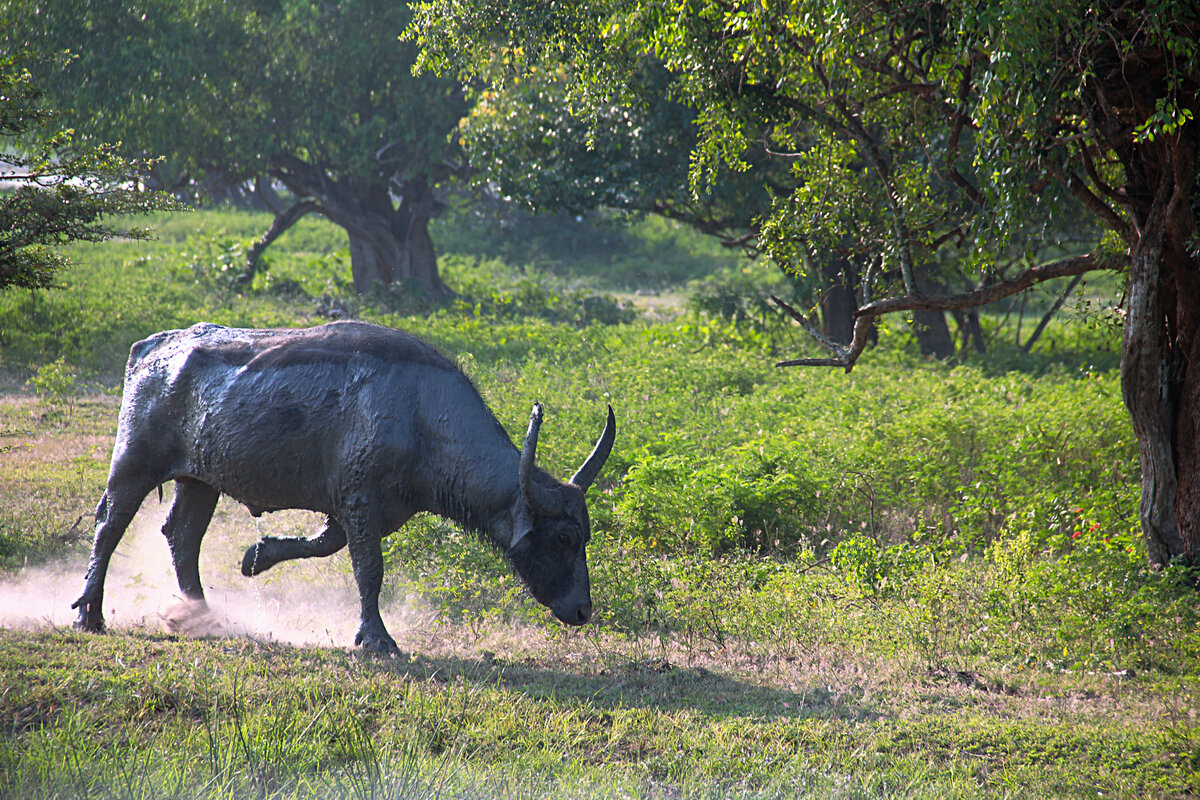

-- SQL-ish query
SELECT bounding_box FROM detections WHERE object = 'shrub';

[26,357,77,415]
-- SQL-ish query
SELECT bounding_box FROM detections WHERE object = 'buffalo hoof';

[354,626,400,657]
[71,598,105,633]
[241,541,274,576]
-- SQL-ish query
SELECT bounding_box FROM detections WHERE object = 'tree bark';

[1083,5,1200,567]
[338,179,447,295]
[1119,130,1198,566]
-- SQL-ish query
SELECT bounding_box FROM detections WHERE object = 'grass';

[1,626,1194,799]
[1,207,1197,798]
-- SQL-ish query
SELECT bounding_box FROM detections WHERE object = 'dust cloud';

[0,497,422,649]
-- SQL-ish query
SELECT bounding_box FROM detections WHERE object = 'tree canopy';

[409,0,1199,565]
[0,51,174,291]
[3,0,469,294]
[463,59,785,247]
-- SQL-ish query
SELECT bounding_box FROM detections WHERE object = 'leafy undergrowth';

[0,624,1195,800]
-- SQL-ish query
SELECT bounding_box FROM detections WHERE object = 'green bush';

[26,357,77,414]
[441,256,637,327]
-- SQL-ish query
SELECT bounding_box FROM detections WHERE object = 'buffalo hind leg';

[73,484,153,632]
[240,516,347,577]
[163,479,220,602]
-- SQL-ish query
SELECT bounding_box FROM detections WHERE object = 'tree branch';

[773,253,1120,371]
[1021,272,1084,354]
[1046,161,1134,246]
[232,198,320,289]
[857,254,1117,316]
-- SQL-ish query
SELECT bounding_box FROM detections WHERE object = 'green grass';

[1,207,1197,798]
[1,628,1194,799]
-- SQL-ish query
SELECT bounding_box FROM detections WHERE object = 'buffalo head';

[508,403,615,625]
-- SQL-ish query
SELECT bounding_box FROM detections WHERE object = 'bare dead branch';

[771,295,845,353]
[772,293,877,372]
[773,253,1120,372]
[856,254,1117,316]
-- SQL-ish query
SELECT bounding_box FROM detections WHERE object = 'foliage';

[459,57,784,248]
[0,51,176,290]
[25,357,77,417]
[2,0,470,292]
[1,206,1197,797]
[684,264,800,329]
[406,0,1149,304]
[407,0,1200,566]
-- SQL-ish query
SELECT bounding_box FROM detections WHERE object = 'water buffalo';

[72,320,616,654]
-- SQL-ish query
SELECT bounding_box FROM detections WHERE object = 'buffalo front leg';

[341,501,407,655]
[72,485,150,632]
[163,479,220,602]
[240,516,347,577]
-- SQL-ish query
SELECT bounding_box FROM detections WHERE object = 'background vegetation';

[1,208,1196,798]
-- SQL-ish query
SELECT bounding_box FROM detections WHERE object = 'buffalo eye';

[557,532,573,548]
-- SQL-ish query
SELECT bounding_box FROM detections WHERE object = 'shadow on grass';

[0,627,885,729]
[359,646,885,724]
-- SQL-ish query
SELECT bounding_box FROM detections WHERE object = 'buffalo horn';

[569,405,616,491]
[519,403,562,516]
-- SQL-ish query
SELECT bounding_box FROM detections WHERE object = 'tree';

[461,54,909,345]
[410,0,1200,566]
[464,60,780,247]
[0,51,174,291]
[4,0,469,295]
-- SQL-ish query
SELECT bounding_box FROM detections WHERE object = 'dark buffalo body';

[74,320,615,653]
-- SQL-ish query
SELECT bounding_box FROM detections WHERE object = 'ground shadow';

[354,646,886,725]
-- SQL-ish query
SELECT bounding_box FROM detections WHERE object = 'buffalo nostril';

[576,603,592,624]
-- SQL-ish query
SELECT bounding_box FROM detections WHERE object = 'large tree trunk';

[1088,7,1200,567]
[1117,133,1198,566]
[340,179,446,295]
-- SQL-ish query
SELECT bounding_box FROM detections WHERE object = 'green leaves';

[409,0,1200,342]
[0,51,177,291]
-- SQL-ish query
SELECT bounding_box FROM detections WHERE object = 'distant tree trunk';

[912,310,955,358]
[820,255,857,344]
[911,266,955,359]
[270,157,450,296]
[952,309,986,355]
